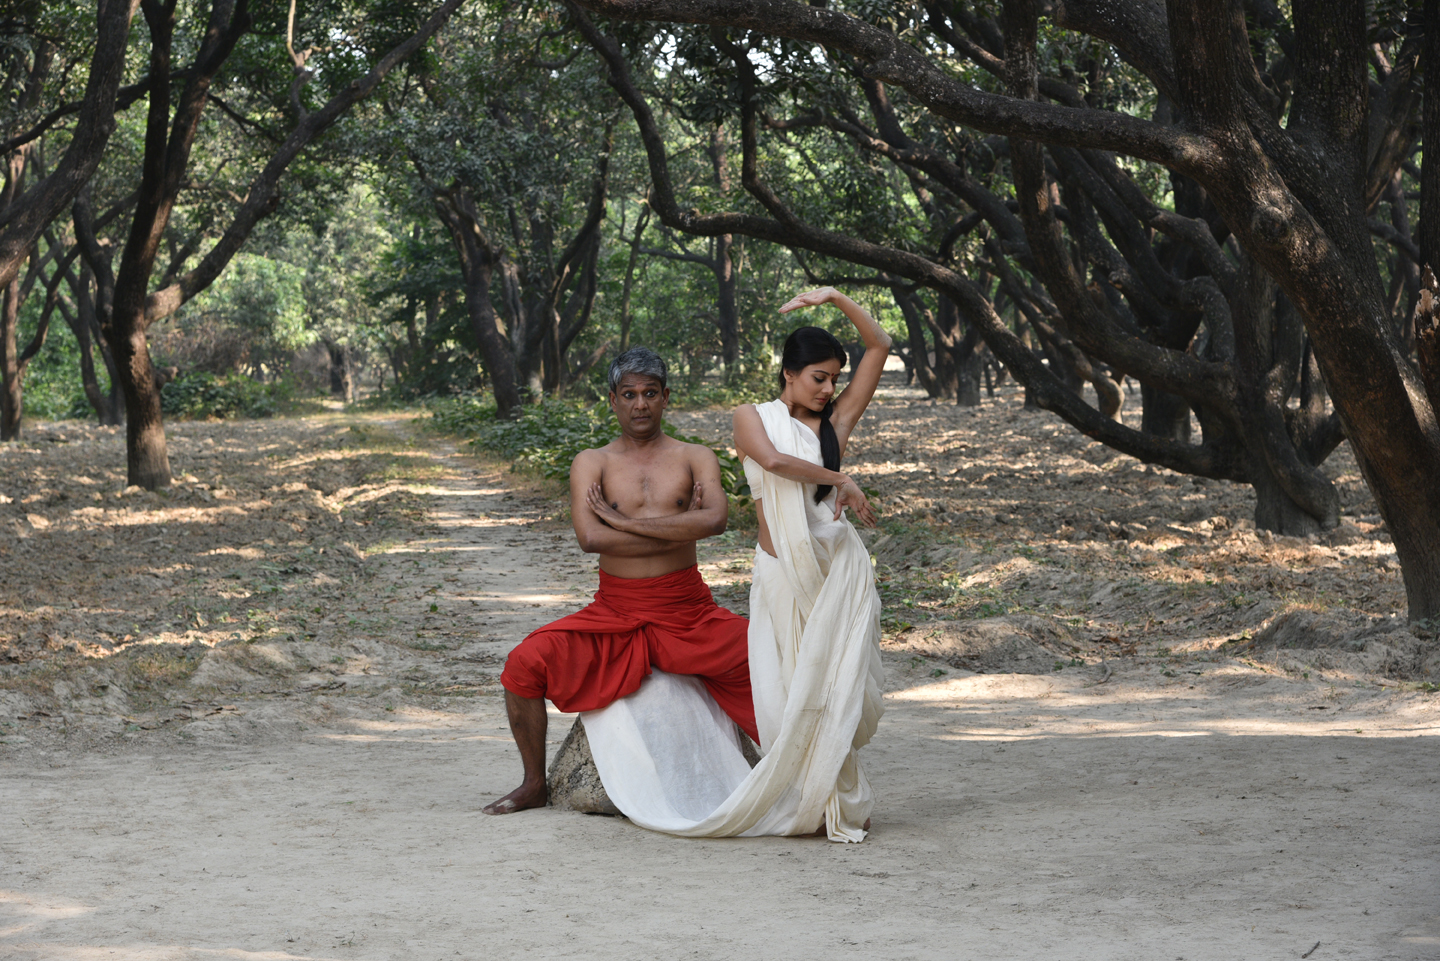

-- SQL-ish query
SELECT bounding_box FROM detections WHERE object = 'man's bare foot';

[482,779,547,815]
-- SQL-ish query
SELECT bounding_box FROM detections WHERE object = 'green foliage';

[363,224,476,397]
[428,395,750,498]
[14,302,95,422]
[161,372,294,420]
[672,366,775,411]
[163,254,313,374]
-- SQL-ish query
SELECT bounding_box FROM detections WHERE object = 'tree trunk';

[64,301,110,424]
[618,205,649,353]
[92,0,244,490]
[931,296,963,399]
[891,284,942,397]
[951,322,982,407]
[326,342,352,400]
[1140,384,1192,443]
[1250,457,1323,536]
[0,274,20,440]
[715,233,740,379]
[114,324,170,489]
[434,191,523,417]
[72,263,122,426]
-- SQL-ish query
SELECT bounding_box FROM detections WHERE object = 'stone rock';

[547,718,622,815]
[547,716,763,815]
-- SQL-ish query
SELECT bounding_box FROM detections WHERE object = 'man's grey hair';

[608,347,668,393]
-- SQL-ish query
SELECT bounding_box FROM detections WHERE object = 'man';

[483,347,757,815]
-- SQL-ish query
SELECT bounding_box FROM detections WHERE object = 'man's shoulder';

[674,436,719,456]
[570,444,615,472]
[673,438,720,470]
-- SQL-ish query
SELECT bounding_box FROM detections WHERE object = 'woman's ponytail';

[815,400,841,504]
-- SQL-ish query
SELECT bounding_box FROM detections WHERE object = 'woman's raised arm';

[778,288,891,444]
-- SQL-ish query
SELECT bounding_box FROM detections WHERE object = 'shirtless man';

[483,347,757,815]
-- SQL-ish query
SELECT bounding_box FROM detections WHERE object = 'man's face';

[609,374,669,437]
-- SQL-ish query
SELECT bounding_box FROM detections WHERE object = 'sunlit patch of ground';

[2,389,1437,961]
[0,415,431,663]
[0,413,471,745]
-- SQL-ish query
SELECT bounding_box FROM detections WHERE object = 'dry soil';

[2,383,1438,961]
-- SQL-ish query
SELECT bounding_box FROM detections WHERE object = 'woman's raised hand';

[834,475,877,527]
[779,287,839,314]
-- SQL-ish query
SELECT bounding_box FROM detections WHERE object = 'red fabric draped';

[501,566,757,742]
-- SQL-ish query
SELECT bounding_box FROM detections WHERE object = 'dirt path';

[3,410,1439,960]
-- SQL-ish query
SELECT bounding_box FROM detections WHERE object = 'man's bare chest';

[601,455,694,516]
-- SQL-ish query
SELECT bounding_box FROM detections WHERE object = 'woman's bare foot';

[482,778,547,815]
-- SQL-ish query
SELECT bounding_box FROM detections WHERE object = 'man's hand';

[587,482,705,530]
[586,482,628,530]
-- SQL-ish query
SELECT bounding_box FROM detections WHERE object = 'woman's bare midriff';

[755,497,777,558]
[740,449,779,558]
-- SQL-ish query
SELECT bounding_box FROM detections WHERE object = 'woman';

[733,287,890,839]
[580,288,889,841]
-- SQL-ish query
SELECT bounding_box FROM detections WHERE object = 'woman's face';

[783,358,844,411]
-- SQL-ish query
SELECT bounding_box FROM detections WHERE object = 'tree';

[373,5,625,417]
[363,222,475,395]
[59,0,464,488]
[0,4,137,437]
[566,0,1440,622]
[0,0,137,292]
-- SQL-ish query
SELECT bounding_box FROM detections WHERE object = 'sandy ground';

[3,389,1440,960]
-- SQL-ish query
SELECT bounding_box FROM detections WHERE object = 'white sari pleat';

[580,398,884,840]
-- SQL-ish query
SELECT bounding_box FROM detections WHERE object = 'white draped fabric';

[580,398,884,841]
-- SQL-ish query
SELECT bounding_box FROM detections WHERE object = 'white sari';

[580,398,884,841]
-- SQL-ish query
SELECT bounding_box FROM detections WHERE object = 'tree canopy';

[6,0,1440,620]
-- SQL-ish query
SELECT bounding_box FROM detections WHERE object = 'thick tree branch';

[568,0,1220,174]
[145,0,468,322]
[0,0,137,289]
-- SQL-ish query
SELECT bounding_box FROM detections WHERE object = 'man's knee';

[500,634,553,701]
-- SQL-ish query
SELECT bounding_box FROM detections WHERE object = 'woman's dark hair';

[780,326,848,503]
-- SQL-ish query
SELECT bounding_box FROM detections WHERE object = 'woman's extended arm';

[734,404,877,526]
[779,287,891,444]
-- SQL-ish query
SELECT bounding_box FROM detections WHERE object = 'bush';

[161,372,294,419]
[23,371,92,422]
[672,366,776,411]
[428,395,750,498]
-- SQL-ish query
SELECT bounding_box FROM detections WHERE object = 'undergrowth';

[161,372,300,419]
[427,395,751,498]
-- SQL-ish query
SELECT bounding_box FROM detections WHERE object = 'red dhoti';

[501,566,757,742]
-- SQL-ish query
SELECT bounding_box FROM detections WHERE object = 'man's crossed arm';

[569,447,729,556]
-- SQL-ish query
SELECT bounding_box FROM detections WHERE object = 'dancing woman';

[581,287,889,841]
[732,287,890,840]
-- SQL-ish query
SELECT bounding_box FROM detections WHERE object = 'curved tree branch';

[568,0,1221,173]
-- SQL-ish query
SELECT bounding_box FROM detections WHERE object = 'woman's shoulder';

[736,398,783,418]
